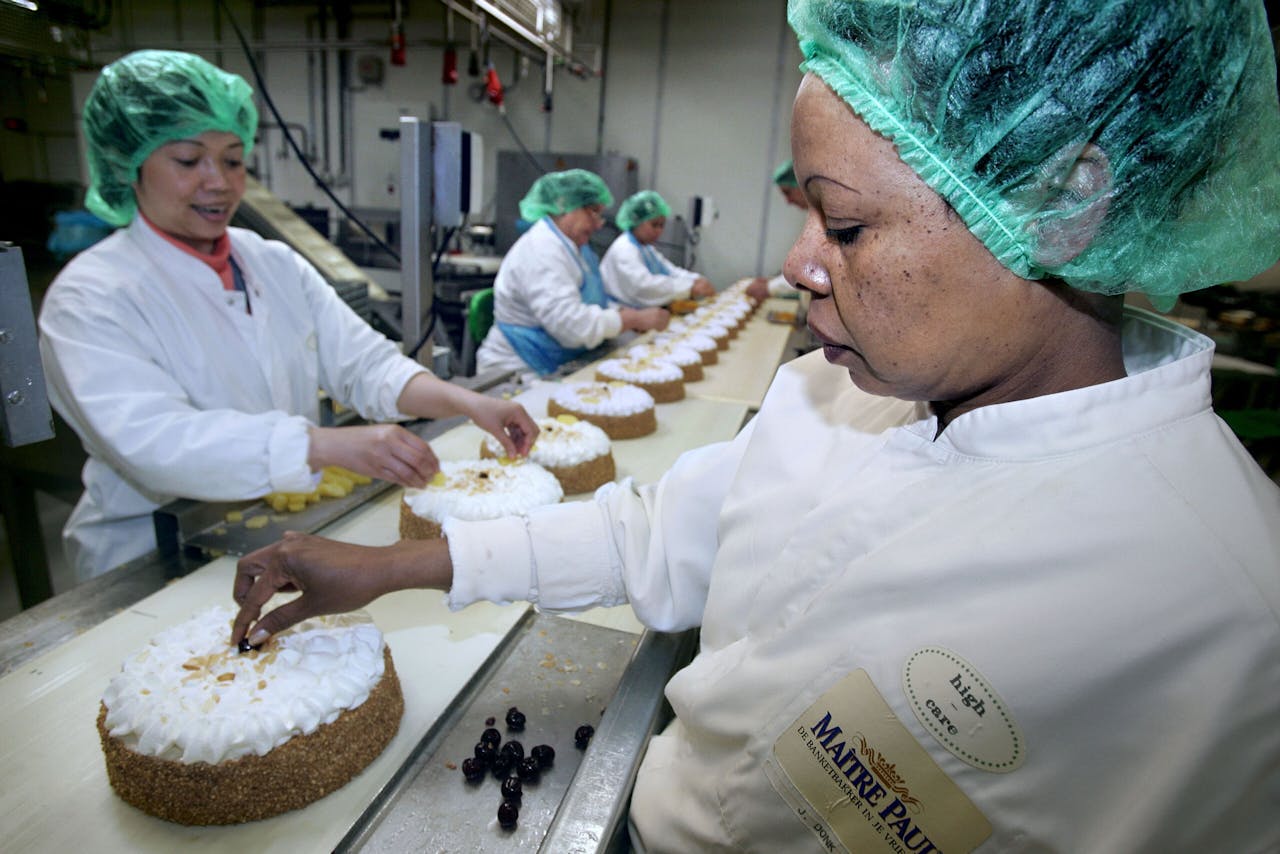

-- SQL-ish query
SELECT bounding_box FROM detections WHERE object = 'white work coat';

[39,217,425,580]
[445,309,1280,852]
[600,233,698,307]
[476,218,623,375]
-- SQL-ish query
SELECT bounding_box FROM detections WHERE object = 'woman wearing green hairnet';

[600,190,716,308]
[232,1,1280,849]
[475,169,670,376]
[37,50,537,580]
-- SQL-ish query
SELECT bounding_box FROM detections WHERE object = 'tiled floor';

[0,490,78,622]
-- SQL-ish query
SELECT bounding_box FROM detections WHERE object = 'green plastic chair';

[461,288,494,376]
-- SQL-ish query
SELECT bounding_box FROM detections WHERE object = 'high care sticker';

[902,647,1025,773]
[766,669,992,854]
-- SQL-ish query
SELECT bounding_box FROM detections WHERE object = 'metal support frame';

[0,243,53,448]
[398,116,435,360]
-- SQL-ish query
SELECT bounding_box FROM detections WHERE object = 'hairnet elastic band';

[801,53,1030,278]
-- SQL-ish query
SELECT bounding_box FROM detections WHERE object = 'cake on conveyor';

[629,341,704,382]
[97,606,403,825]
[656,331,718,366]
[594,356,685,403]
[399,458,564,539]
[481,414,616,494]
[547,381,658,439]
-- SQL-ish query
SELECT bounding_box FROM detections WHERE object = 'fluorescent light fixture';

[2,0,39,10]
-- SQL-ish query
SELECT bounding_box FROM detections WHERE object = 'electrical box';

[431,122,484,228]
[688,195,718,229]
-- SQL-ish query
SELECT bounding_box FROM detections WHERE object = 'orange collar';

[140,213,235,291]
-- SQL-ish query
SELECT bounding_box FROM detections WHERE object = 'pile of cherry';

[460,705,595,830]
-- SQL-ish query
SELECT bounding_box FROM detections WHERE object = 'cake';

[629,342,704,382]
[547,381,658,439]
[481,415,616,494]
[399,458,564,539]
[657,331,718,366]
[594,357,685,403]
[97,606,402,825]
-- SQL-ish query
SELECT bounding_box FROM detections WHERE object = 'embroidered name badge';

[766,669,992,854]
[902,647,1025,773]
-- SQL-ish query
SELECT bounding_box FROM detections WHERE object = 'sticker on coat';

[766,668,992,854]
[902,647,1025,773]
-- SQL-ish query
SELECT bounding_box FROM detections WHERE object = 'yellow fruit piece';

[244,515,269,530]
[429,471,446,487]
[225,510,244,523]
[554,414,579,425]
[498,456,519,465]
[267,493,289,512]
[317,481,346,498]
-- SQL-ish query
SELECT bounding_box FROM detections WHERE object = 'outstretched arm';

[231,532,452,647]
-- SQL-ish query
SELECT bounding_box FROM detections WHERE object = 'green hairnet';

[788,0,1280,308]
[616,190,672,232]
[772,159,798,188]
[519,169,614,222]
[83,50,258,226]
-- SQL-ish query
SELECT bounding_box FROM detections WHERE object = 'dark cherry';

[516,756,541,782]
[236,638,259,653]
[497,800,519,829]
[574,724,595,748]
[531,744,555,768]
[461,757,485,783]
[505,707,526,731]
[480,727,502,746]
[500,740,524,761]
[501,776,523,801]
[473,742,497,767]
[490,753,514,779]
[485,716,496,726]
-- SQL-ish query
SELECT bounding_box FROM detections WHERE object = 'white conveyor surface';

[0,557,527,853]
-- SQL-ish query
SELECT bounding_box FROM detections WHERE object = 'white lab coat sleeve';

[521,248,624,348]
[290,250,425,420]
[444,420,755,631]
[600,236,693,307]
[39,279,317,500]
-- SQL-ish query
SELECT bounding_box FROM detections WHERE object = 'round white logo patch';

[902,647,1025,773]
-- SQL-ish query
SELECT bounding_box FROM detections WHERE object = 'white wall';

[3,0,807,283]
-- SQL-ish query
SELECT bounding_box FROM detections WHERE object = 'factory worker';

[38,50,537,581]
[747,158,807,301]
[233,0,1280,851]
[599,190,715,307]
[475,170,670,376]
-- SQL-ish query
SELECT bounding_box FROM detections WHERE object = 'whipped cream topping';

[484,416,611,467]
[629,342,701,368]
[403,458,562,522]
[102,607,386,765]
[551,381,655,415]
[596,357,683,384]
[661,331,717,354]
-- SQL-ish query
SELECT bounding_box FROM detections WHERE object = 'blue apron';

[499,217,609,376]
[631,232,672,275]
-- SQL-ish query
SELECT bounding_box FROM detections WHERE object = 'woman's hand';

[619,306,671,333]
[232,533,391,646]
[690,277,716,300]
[463,396,539,457]
[307,424,439,488]
[745,277,771,302]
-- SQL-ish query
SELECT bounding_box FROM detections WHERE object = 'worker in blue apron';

[601,190,716,308]
[476,170,671,376]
